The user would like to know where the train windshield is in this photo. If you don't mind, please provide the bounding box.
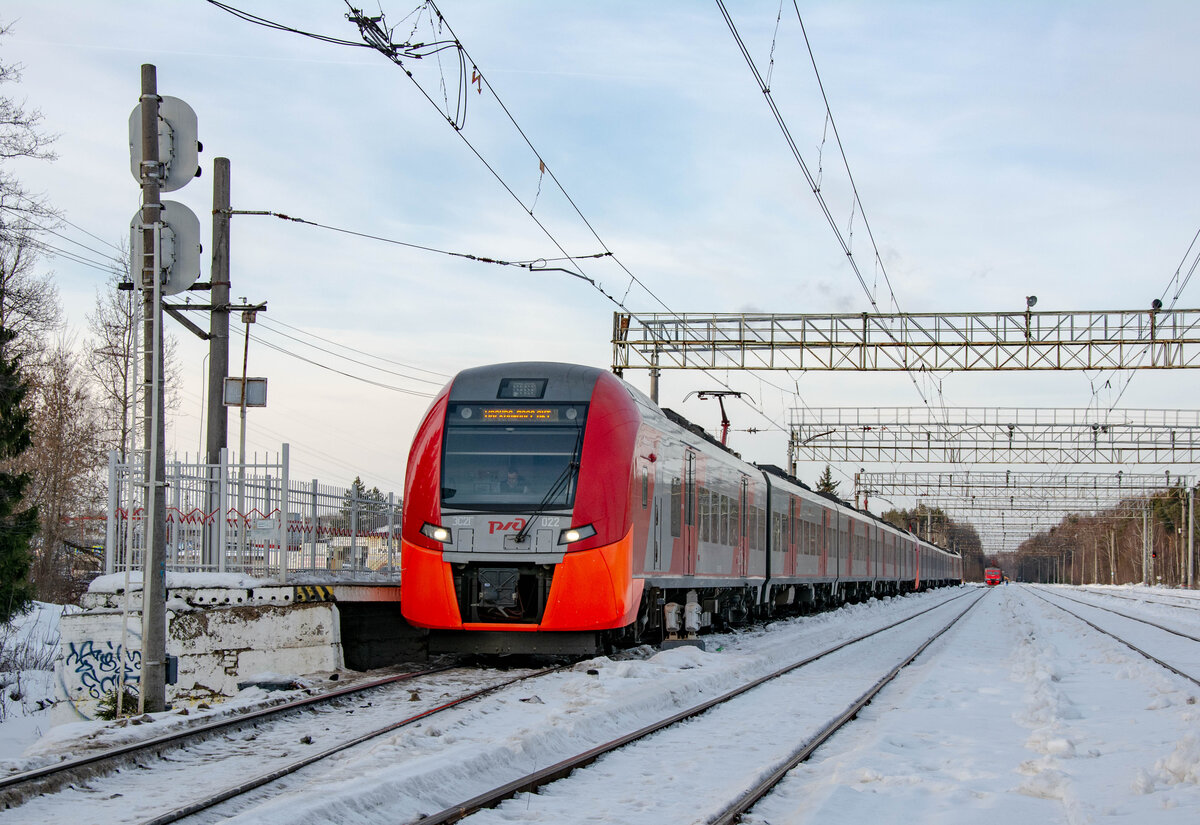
[441,403,588,511]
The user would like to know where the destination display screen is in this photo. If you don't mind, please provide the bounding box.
[451,403,583,424]
[482,407,559,422]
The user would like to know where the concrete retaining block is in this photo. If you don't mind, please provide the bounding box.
[55,596,343,723]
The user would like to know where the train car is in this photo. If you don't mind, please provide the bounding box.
[401,362,961,654]
[984,567,1003,586]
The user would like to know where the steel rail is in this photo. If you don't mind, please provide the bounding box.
[1027,588,1200,688]
[411,588,978,825]
[0,665,456,807]
[709,590,986,825]
[1033,588,1200,643]
[137,663,571,825]
[1075,587,1200,613]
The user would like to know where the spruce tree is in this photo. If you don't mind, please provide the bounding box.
[0,326,38,623]
[816,464,840,496]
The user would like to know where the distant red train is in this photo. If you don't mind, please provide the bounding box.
[984,567,1003,586]
[401,362,963,654]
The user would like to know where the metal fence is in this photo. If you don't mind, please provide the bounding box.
[105,445,401,583]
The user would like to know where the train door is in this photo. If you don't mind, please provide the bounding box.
[651,463,662,571]
[786,496,797,577]
[734,474,744,577]
[844,518,854,578]
[683,450,697,575]
[822,508,832,579]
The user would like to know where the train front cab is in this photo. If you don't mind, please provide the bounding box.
[400,364,644,653]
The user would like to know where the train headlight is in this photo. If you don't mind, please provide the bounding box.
[420,522,452,543]
[558,524,597,545]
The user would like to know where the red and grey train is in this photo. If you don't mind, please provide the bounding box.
[401,362,962,654]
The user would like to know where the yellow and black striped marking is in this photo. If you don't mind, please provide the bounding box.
[294,585,336,603]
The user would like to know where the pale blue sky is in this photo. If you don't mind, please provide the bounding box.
[4,1,1199,534]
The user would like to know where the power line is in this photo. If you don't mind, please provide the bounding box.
[250,333,436,397]
[231,207,610,270]
[257,316,451,378]
[10,232,121,274]
[59,216,124,253]
[253,321,446,386]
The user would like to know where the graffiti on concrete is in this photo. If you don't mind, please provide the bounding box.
[64,641,141,699]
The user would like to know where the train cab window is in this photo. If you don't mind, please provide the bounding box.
[670,477,682,537]
[441,402,587,511]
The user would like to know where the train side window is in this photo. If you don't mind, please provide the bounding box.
[698,488,710,542]
[670,477,681,537]
[641,467,649,509]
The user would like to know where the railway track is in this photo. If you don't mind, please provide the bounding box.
[1028,587,1200,689]
[0,662,567,823]
[412,588,986,825]
[1076,586,1200,612]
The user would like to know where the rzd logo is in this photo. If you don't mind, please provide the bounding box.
[488,518,527,534]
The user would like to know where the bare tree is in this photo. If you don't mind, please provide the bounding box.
[86,269,140,461]
[86,257,181,463]
[0,21,58,234]
[25,337,105,603]
[0,233,61,364]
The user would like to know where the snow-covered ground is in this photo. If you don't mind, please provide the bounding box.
[2,584,1199,824]
[0,602,77,762]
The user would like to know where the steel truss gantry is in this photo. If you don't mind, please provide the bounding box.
[612,308,1200,374]
[855,471,1192,554]
[857,471,1184,499]
[790,408,1200,464]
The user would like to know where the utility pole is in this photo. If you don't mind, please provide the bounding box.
[1142,506,1150,586]
[137,64,167,713]
[1189,486,1195,589]
[206,159,231,571]
[207,158,231,464]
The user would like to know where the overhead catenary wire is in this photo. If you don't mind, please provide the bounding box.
[1097,225,1200,413]
[208,0,811,443]
[714,0,934,413]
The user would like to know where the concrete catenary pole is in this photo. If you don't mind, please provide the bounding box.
[138,64,167,713]
[207,158,230,465]
[206,159,231,571]
[1142,506,1150,586]
[1189,485,1195,589]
